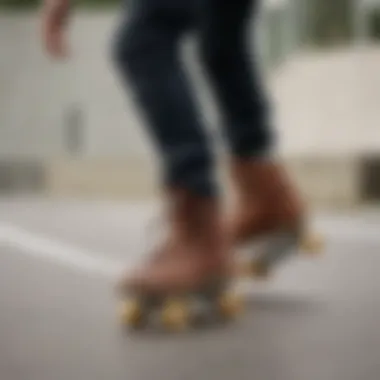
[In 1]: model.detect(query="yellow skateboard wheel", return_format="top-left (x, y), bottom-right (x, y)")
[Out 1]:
top-left (300, 234), bottom-right (324, 255)
top-left (217, 292), bottom-right (244, 320)
top-left (119, 299), bottom-right (145, 329)
top-left (161, 298), bottom-right (190, 331)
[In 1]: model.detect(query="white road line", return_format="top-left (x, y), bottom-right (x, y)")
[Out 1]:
top-left (0, 219), bottom-right (379, 281)
top-left (0, 223), bottom-right (124, 279)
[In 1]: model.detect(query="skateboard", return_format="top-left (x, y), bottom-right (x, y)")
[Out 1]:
top-left (118, 282), bottom-right (244, 331)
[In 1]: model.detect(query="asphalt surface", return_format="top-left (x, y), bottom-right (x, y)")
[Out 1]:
top-left (1, 198), bottom-right (380, 380)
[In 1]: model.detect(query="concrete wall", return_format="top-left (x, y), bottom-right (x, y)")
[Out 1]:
top-left (0, 13), bottom-right (71, 158)
top-left (2, 12), bottom-right (380, 158)
top-left (273, 47), bottom-right (380, 156)
top-left (0, 7), bottom-right (297, 159)
top-left (2, 12), bottom-right (380, 207)
top-left (0, 11), bottom-right (144, 159)
top-left (0, 155), bottom-right (366, 210)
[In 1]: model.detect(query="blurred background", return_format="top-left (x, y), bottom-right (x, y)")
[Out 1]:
top-left (1, 1), bottom-right (380, 380)
top-left (1, 0), bottom-right (380, 206)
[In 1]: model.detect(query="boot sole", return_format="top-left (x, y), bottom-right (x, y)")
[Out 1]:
top-left (117, 280), bottom-right (244, 332)
top-left (238, 229), bottom-right (325, 280)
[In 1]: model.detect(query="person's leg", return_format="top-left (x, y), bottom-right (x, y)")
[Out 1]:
top-left (113, 0), bottom-right (230, 293)
top-left (199, 0), bottom-right (307, 274)
top-left (199, 0), bottom-right (272, 159)
top-left (114, 0), bottom-right (214, 197)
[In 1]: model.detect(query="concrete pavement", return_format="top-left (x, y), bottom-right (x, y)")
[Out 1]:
top-left (0, 199), bottom-right (380, 380)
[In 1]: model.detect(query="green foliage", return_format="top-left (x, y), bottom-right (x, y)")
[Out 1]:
top-left (0, 0), bottom-right (120, 8)
top-left (308, 0), bottom-right (355, 47)
top-left (368, 8), bottom-right (380, 41)
top-left (0, 0), bottom-right (38, 8)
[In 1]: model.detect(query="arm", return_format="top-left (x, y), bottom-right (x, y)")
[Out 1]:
top-left (41, 0), bottom-right (71, 59)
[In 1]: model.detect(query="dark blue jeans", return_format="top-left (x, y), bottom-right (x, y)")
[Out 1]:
top-left (113, 0), bottom-right (272, 198)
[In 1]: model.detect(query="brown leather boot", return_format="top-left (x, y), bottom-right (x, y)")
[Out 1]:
top-left (227, 157), bottom-right (312, 278)
top-left (229, 157), bottom-right (305, 245)
top-left (118, 189), bottom-right (232, 296)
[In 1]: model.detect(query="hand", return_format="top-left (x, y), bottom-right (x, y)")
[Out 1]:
top-left (41, 0), bottom-right (71, 59)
